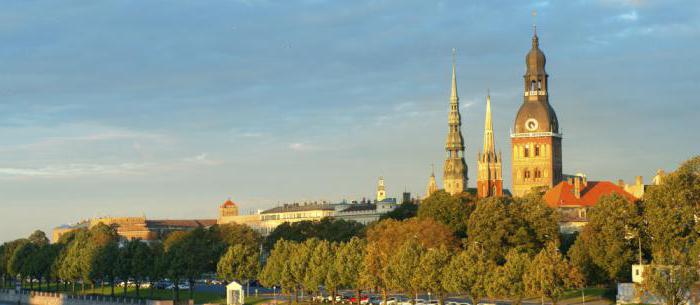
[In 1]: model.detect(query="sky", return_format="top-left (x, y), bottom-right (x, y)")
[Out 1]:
top-left (0, 0), bottom-right (698, 242)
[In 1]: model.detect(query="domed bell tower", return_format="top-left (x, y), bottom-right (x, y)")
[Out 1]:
top-left (510, 30), bottom-right (563, 197)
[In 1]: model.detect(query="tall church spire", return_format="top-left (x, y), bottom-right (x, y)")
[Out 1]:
top-left (477, 92), bottom-right (502, 198)
top-left (443, 49), bottom-right (468, 195)
top-left (482, 91), bottom-right (494, 154)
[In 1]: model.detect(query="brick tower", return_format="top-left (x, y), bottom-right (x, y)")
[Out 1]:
top-left (477, 93), bottom-right (503, 198)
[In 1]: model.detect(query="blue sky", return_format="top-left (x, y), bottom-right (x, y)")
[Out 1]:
top-left (1, 0), bottom-right (698, 242)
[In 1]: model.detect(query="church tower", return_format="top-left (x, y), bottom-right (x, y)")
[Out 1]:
top-left (425, 165), bottom-right (439, 199)
top-left (511, 29), bottom-right (563, 197)
top-left (477, 93), bottom-right (503, 198)
top-left (376, 176), bottom-right (387, 202)
top-left (443, 51), bottom-right (468, 195)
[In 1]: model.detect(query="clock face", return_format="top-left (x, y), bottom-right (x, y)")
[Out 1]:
top-left (525, 118), bottom-right (539, 131)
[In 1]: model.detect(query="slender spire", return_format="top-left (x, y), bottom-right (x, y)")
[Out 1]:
top-left (450, 48), bottom-right (458, 103)
top-left (483, 91), bottom-right (495, 154)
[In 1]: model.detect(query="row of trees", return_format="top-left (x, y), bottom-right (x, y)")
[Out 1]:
top-left (0, 223), bottom-right (262, 301)
top-left (259, 217), bottom-right (582, 305)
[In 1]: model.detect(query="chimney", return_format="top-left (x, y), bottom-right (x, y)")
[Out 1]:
top-left (618, 179), bottom-right (625, 187)
top-left (636, 176), bottom-right (643, 186)
top-left (573, 177), bottom-right (582, 199)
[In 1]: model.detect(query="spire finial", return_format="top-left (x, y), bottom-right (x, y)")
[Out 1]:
top-left (532, 9), bottom-right (537, 36)
top-left (450, 48), bottom-right (458, 103)
top-left (431, 163), bottom-right (435, 177)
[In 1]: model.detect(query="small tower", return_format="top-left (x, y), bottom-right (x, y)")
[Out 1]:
top-left (425, 165), bottom-right (439, 198)
top-left (443, 49), bottom-right (469, 195)
top-left (477, 93), bottom-right (503, 198)
top-left (219, 198), bottom-right (239, 218)
top-left (376, 176), bottom-right (387, 202)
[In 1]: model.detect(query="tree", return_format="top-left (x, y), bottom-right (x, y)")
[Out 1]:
top-left (572, 194), bottom-right (639, 284)
top-left (217, 243), bottom-right (260, 295)
top-left (304, 240), bottom-right (333, 299)
top-left (417, 247), bottom-right (452, 305)
top-left (445, 244), bottom-right (494, 305)
top-left (9, 242), bottom-right (38, 289)
top-left (380, 201), bottom-right (418, 221)
top-left (510, 193), bottom-right (559, 254)
top-left (643, 156), bottom-right (700, 262)
top-left (28, 230), bottom-right (50, 247)
top-left (336, 237), bottom-right (365, 305)
top-left (259, 240), bottom-right (296, 303)
top-left (523, 243), bottom-right (583, 305)
top-left (491, 250), bottom-right (531, 305)
top-left (641, 263), bottom-right (698, 305)
top-left (467, 197), bottom-right (515, 262)
top-left (418, 190), bottom-right (475, 238)
top-left (363, 218), bottom-right (457, 305)
top-left (164, 228), bottom-right (214, 301)
top-left (386, 239), bottom-right (424, 304)
top-left (264, 218), bottom-right (364, 251)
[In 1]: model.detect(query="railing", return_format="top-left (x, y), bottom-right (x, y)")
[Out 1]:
top-left (510, 130), bottom-right (562, 138)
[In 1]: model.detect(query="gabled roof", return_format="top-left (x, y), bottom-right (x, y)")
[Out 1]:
top-left (544, 180), bottom-right (637, 208)
top-left (340, 204), bottom-right (377, 213)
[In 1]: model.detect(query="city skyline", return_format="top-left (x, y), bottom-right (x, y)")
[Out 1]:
top-left (1, 0), bottom-right (699, 242)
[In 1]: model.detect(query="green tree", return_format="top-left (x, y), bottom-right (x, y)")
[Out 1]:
top-left (304, 240), bottom-right (333, 299)
top-left (417, 247), bottom-right (452, 305)
top-left (510, 193), bottom-right (559, 253)
top-left (337, 237), bottom-right (366, 305)
top-left (491, 250), bottom-right (531, 305)
top-left (467, 197), bottom-right (515, 262)
top-left (259, 240), bottom-right (296, 303)
top-left (445, 244), bottom-right (493, 305)
top-left (643, 156), bottom-right (700, 262)
top-left (386, 239), bottom-right (424, 304)
top-left (524, 243), bottom-right (583, 305)
top-left (573, 194), bottom-right (639, 284)
top-left (264, 218), bottom-right (364, 251)
top-left (217, 243), bottom-right (260, 295)
top-left (380, 201), bottom-right (418, 221)
top-left (418, 190), bottom-right (474, 238)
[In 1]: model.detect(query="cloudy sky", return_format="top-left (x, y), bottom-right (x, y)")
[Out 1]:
top-left (1, 0), bottom-right (698, 242)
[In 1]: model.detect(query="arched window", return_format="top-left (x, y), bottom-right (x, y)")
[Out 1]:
top-left (531, 80), bottom-right (536, 91)
top-left (524, 145), bottom-right (530, 158)
top-left (524, 169), bottom-right (531, 179)
top-left (535, 145), bottom-right (540, 157)
top-left (534, 168), bottom-right (542, 178)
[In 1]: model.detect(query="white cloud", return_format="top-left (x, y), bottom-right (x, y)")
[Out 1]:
top-left (617, 10), bottom-right (639, 21)
top-left (183, 153), bottom-right (222, 166)
top-left (0, 163), bottom-right (152, 178)
top-left (289, 142), bottom-right (316, 152)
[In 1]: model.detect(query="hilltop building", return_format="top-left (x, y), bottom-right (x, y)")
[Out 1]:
top-left (443, 51), bottom-right (469, 195)
top-left (477, 93), bottom-right (503, 198)
top-left (617, 169), bottom-right (666, 198)
top-left (52, 216), bottom-right (216, 243)
top-left (511, 30), bottom-right (563, 197)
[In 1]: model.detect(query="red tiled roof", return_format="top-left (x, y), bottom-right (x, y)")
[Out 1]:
top-left (221, 199), bottom-right (237, 208)
top-left (544, 180), bottom-right (637, 208)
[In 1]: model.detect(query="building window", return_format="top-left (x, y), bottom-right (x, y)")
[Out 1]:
top-left (535, 145), bottom-right (540, 157)
top-left (524, 169), bottom-right (531, 179)
top-left (524, 145), bottom-right (530, 158)
top-left (534, 168), bottom-right (542, 178)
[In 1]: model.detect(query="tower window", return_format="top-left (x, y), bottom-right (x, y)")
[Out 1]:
top-left (534, 169), bottom-right (542, 178)
top-left (530, 80), bottom-right (536, 91)
top-left (535, 145), bottom-right (540, 157)
top-left (524, 169), bottom-right (531, 179)
top-left (524, 145), bottom-right (530, 158)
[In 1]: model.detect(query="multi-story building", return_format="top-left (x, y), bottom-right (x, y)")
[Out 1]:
top-left (511, 30), bottom-right (563, 197)
top-left (52, 216), bottom-right (216, 243)
top-left (543, 174), bottom-right (637, 233)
